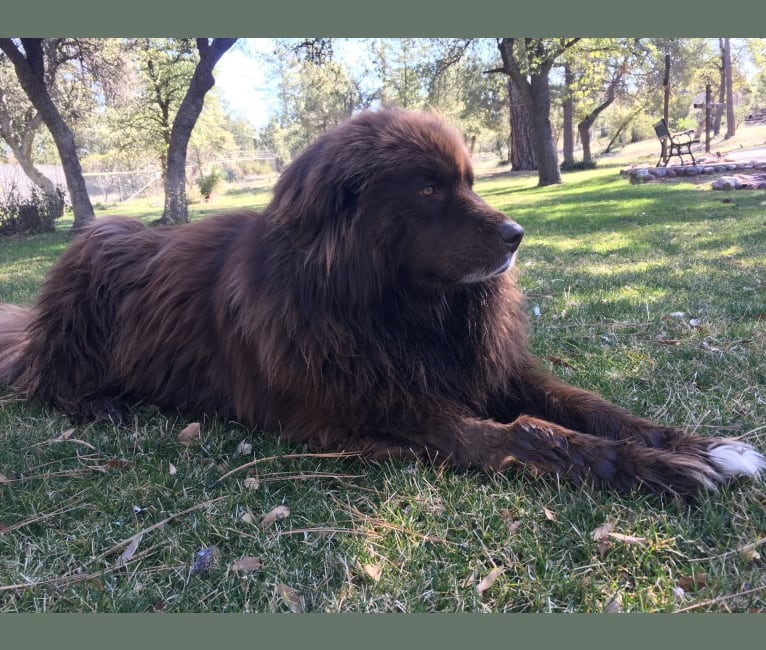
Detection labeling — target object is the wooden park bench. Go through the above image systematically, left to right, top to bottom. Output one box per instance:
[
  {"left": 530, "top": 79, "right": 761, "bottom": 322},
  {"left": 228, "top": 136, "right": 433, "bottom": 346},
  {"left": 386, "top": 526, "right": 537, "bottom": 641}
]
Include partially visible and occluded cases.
[{"left": 654, "top": 118, "right": 700, "bottom": 167}]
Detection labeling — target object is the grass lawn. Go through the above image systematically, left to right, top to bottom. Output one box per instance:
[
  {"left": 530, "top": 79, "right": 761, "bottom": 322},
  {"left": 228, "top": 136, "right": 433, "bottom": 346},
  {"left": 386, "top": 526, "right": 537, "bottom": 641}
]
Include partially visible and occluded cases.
[{"left": 1, "top": 153, "right": 765, "bottom": 612}]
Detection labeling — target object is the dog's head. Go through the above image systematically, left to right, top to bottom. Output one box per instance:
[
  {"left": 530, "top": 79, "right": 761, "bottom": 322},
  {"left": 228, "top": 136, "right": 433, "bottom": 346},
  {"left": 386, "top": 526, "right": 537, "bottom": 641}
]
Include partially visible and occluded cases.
[{"left": 269, "top": 109, "right": 523, "bottom": 293}]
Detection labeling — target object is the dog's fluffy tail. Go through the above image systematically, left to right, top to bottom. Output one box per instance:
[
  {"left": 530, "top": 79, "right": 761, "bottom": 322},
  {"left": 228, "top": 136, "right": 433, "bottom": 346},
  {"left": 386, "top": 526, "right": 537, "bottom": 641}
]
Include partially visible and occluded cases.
[{"left": 0, "top": 304, "right": 32, "bottom": 386}]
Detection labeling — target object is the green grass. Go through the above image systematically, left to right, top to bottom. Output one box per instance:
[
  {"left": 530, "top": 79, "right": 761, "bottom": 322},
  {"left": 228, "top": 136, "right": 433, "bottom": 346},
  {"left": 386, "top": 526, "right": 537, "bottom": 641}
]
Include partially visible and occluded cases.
[{"left": 1, "top": 166, "right": 765, "bottom": 613}]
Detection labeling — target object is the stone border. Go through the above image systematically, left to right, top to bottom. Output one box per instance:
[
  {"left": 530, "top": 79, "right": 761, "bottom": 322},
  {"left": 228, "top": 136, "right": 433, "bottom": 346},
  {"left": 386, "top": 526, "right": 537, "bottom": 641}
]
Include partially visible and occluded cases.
[{"left": 621, "top": 160, "right": 766, "bottom": 185}]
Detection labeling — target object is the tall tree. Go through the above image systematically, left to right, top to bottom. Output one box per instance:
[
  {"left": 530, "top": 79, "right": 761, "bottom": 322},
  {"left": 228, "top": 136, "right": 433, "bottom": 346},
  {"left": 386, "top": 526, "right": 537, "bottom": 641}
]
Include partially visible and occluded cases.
[
  {"left": 723, "top": 37, "right": 736, "bottom": 139},
  {"left": 0, "top": 38, "right": 94, "bottom": 229},
  {"left": 161, "top": 38, "right": 236, "bottom": 224},
  {"left": 497, "top": 38, "right": 580, "bottom": 185},
  {"left": 258, "top": 39, "right": 363, "bottom": 169},
  {"left": 570, "top": 39, "right": 644, "bottom": 166},
  {"left": 0, "top": 55, "right": 58, "bottom": 196},
  {"left": 561, "top": 62, "right": 575, "bottom": 167},
  {"left": 507, "top": 77, "right": 536, "bottom": 170}
]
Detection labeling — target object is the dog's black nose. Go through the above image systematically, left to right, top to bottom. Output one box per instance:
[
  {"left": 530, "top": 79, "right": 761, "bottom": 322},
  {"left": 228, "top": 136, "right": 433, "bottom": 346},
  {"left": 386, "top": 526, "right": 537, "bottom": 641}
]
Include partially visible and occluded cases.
[{"left": 500, "top": 221, "right": 524, "bottom": 251}]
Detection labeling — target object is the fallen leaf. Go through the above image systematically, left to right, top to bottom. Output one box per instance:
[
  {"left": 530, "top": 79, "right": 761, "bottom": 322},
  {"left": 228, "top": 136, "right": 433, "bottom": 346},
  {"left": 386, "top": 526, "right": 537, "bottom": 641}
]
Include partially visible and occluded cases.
[
  {"left": 544, "top": 355, "right": 574, "bottom": 369},
  {"left": 178, "top": 422, "right": 201, "bottom": 447},
  {"left": 55, "top": 429, "right": 74, "bottom": 441},
  {"left": 237, "top": 440, "right": 253, "bottom": 455},
  {"left": 90, "top": 459, "right": 134, "bottom": 472},
  {"left": 168, "top": 463, "right": 177, "bottom": 476},
  {"left": 0, "top": 473, "right": 10, "bottom": 485},
  {"left": 243, "top": 477, "right": 260, "bottom": 490},
  {"left": 262, "top": 504, "right": 290, "bottom": 529},
  {"left": 543, "top": 507, "right": 557, "bottom": 522},
  {"left": 500, "top": 508, "right": 523, "bottom": 535},
  {"left": 241, "top": 511, "right": 256, "bottom": 525},
  {"left": 505, "top": 519, "right": 522, "bottom": 535},
  {"left": 591, "top": 521, "right": 614, "bottom": 541},
  {"left": 117, "top": 533, "right": 143, "bottom": 566},
  {"left": 596, "top": 540, "right": 612, "bottom": 559},
  {"left": 738, "top": 542, "right": 762, "bottom": 563},
  {"left": 190, "top": 546, "right": 219, "bottom": 576},
  {"left": 231, "top": 556, "right": 262, "bottom": 574},
  {"left": 363, "top": 564, "right": 382, "bottom": 581},
  {"left": 476, "top": 567, "right": 503, "bottom": 595},
  {"left": 677, "top": 573, "right": 707, "bottom": 591},
  {"left": 276, "top": 583, "right": 303, "bottom": 613},
  {"left": 604, "top": 592, "right": 623, "bottom": 613}
]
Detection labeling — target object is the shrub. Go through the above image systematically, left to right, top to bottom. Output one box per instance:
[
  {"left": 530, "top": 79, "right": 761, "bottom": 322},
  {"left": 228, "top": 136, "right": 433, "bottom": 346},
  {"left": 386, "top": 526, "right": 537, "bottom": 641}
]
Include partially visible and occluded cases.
[
  {"left": 560, "top": 160, "right": 598, "bottom": 172},
  {"left": 197, "top": 167, "right": 223, "bottom": 200},
  {"left": 0, "top": 186, "right": 65, "bottom": 236}
]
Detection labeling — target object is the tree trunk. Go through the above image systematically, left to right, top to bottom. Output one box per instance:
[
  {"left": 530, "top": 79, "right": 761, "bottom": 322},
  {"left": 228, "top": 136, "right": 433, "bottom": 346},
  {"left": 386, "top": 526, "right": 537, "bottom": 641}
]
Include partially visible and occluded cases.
[
  {"left": 723, "top": 37, "right": 736, "bottom": 139},
  {"left": 0, "top": 38, "right": 94, "bottom": 231},
  {"left": 160, "top": 38, "right": 236, "bottom": 224},
  {"left": 498, "top": 38, "right": 565, "bottom": 186},
  {"left": 713, "top": 39, "right": 724, "bottom": 136},
  {"left": 561, "top": 63, "right": 574, "bottom": 167},
  {"left": 575, "top": 71, "right": 622, "bottom": 166},
  {"left": 528, "top": 73, "right": 560, "bottom": 185},
  {"left": 508, "top": 78, "right": 536, "bottom": 170},
  {"left": 713, "top": 81, "right": 724, "bottom": 135},
  {"left": 0, "top": 111, "right": 58, "bottom": 197},
  {"left": 578, "top": 120, "right": 593, "bottom": 164}
]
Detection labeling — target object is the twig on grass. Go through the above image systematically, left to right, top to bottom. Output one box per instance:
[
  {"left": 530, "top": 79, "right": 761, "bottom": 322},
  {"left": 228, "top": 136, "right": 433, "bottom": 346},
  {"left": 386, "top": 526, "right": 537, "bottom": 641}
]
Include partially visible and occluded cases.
[
  {"left": 213, "top": 451, "right": 363, "bottom": 486},
  {"left": 94, "top": 495, "right": 229, "bottom": 561},
  {"left": 0, "top": 496, "right": 229, "bottom": 592},
  {"left": 332, "top": 496, "right": 464, "bottom": 547},
  {"left": 0, "top": 499, "right": 87, "bottom": 535},
  {"left": 690, "top": 537, "right": 766, "bottom": 564},
  {"left": 675, "top": 584, "right": 766, "bottom": 612}
]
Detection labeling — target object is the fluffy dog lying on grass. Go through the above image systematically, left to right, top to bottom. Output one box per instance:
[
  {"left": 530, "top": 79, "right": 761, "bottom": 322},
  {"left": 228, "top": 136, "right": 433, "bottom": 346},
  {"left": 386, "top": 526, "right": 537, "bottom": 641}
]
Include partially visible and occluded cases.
[{"left": 1, "top": 109, "right": 763, "bottom": 495}]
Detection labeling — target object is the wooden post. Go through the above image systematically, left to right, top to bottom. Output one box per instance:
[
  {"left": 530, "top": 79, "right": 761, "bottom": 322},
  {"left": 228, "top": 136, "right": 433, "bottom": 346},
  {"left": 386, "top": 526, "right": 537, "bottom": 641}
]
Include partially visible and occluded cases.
[
  {"left": 661, "top": 54, "right": 670, "bottom": 164},
  {"left": 663, "top": 54, "right": 670, "bottom": 124}
]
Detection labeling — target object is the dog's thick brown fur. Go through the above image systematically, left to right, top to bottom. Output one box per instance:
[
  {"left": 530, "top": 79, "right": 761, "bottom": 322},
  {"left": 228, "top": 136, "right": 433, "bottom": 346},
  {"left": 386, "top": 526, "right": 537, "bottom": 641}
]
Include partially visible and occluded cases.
[{"left": 1, "top": 109, "right": 763, "bottom": 494}]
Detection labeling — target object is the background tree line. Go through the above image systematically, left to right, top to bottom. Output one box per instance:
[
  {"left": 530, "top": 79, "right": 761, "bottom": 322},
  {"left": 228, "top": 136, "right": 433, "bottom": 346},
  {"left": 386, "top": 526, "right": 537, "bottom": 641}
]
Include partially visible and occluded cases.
[{"left": 2, "top": 37, "right": 765, "bottom": 231}]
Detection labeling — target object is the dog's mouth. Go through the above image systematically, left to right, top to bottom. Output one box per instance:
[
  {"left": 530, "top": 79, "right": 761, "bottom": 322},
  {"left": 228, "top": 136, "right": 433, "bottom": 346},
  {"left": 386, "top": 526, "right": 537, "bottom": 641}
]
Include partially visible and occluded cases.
[{"left": 460, "top": 253, "right": 516, "bottom": 284}]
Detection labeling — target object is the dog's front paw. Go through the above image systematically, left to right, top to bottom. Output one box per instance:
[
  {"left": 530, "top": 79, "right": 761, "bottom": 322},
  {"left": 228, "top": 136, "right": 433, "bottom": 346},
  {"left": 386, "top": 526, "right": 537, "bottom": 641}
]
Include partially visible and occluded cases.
[{"left": 706, "top": 439, "right": 766, "bottom": 479}]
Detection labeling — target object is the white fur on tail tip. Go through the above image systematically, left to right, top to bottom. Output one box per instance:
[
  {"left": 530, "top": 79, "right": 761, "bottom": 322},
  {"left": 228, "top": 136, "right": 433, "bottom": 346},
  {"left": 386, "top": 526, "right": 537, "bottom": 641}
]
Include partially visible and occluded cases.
[{"left": 708, "top": 440, "right": 766, "bottom": 478}]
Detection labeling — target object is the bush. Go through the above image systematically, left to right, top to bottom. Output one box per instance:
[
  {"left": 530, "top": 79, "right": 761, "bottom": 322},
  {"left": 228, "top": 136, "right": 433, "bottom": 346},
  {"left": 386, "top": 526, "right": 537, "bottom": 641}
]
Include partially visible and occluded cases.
[
  {"left": 560, "top": 160, "right": 598, "bottom": 172},
  {"left": 197, "top": 167, "right": 223, "bottom": 200},
  {"left": 0, "top": 186, "right": 65, "bottom": 236}
]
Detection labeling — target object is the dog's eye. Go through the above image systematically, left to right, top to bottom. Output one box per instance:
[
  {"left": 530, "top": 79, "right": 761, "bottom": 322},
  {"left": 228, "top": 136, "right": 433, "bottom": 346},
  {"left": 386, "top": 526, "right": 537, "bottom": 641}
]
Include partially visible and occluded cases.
[{"left": 419, "top": 185, "right": 436, "bottom": 197}]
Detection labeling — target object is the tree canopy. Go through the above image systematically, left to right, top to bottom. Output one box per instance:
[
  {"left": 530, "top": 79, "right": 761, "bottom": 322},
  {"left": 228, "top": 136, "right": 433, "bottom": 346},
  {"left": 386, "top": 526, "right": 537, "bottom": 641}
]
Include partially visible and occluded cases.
[{"left": 2, "top": 37, "right": 764, "bottom": 223}]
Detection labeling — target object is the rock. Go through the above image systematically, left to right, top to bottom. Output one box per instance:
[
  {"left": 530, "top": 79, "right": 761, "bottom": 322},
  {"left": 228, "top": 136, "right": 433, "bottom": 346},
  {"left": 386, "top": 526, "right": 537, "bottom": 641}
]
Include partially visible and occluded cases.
[{"left": 711, "top": 176, "right": 740, "bottom": 190}]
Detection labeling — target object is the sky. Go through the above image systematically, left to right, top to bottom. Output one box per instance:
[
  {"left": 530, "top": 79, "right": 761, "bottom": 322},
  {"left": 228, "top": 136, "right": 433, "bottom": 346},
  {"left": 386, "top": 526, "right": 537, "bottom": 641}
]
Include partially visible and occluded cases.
[
  {"left": 213, "top": 38, "right": 373, "bottom": 131},
  {"left": 214, "top": 39, "right": 276, "bottom": 130}
]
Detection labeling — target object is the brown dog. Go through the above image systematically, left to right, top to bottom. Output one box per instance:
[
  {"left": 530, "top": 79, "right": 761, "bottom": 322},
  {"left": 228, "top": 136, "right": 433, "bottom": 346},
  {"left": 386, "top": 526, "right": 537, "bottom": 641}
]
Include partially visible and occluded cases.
[{"left": 1, "top": 109, "right": 763, "bottom": 495}]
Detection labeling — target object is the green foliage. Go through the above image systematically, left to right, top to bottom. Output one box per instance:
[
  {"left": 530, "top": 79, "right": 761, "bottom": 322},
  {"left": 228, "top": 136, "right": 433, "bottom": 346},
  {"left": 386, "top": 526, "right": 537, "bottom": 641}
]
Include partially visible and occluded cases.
[
  {"left": 105, "top": 38, "right": 197, "bottom": 165},
  {"left": 256, "top": 43, "right": 361, "bottom": 168},
  {"left": 560, "top": 160, "right": 597, "bottom": 171},
  {"left": 196, "top": 167, "right": 223, "bottom": 200},
  {"left": 0, "top": 186, "right": 64, "bottom": 236}
]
